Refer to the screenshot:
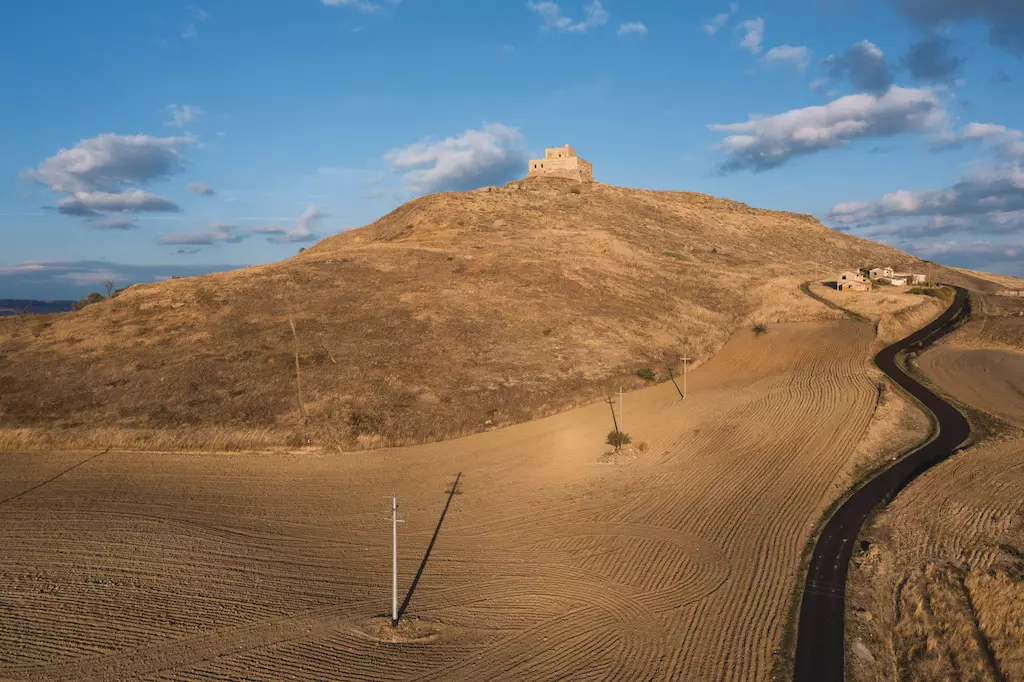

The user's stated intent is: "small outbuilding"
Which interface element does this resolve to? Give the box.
[838,279,872,292]
[869,267,893,280]
[837,271,872,292]
[894,272,927,285]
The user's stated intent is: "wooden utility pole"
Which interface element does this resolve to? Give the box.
[606,396,620,435]
[386,492,406,625]
[618,387,624,434]
[682,356,691,399]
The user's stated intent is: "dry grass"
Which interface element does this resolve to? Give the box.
[847,313,1024,682]
[2,178,972,452]
[809,283,949,344]
[0,319,893,680]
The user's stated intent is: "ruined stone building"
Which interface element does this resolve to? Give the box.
[527,145,594,182]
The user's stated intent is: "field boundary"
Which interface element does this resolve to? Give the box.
[798,281,868,322]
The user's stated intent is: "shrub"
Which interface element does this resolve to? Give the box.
[72,292,106,311]
[752,323,769,336]
[662,251,684,259]
[606,430,633,450]
[635,366,656,382]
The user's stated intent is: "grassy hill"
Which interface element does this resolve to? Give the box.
[0,177,1002,451]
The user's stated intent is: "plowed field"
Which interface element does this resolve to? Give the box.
[848,336,1024,681]
[1,321,881,681]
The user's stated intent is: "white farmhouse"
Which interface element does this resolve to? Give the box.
[869,267,894,280]
[894,272,927,285]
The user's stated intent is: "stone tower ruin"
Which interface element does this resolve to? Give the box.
[527,144,594,182]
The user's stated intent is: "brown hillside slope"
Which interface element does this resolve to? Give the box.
[0,178,998,451]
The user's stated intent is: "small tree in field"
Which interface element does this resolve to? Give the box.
[606,430,633,450]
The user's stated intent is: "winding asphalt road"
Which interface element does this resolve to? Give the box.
[793,285,972,681]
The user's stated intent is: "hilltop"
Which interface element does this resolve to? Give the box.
[0,178,1001,451]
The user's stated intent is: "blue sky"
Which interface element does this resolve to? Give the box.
[1,0,1022,298]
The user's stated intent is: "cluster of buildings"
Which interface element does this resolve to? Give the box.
[836,266,927,293]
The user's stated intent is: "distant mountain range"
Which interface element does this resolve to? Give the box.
[0,299,75,316]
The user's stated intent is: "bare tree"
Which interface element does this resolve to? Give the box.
[104,280,114,298]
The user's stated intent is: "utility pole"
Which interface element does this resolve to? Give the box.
[618,387,624,434]
[385,492,406,625]
[682,356,691,399]
[605,396,620,435]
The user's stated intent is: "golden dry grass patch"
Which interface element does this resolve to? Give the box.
[4,179,974,453]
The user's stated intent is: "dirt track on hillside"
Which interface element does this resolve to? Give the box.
[0,320,892,681]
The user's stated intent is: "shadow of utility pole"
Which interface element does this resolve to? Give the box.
[397,472,462,622]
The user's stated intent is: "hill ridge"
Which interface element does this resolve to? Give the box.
[0,178,1006,452]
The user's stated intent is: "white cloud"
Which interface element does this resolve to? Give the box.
[385,123,528,194]
[527,0,609,33]
[0,262,51,276]
[187,182,216,196]
[253,205,324,243]
[936,122,1024,158]
[764,45,810,71]
[323,0,384,11]
[182,5,208,38]
[740,17,764,54]
[822,41,893,93]
[702,3,737,36]
[56,190,180,217]
[618,22,648,37]
[166,104,203,127]
[159,222,243,245]
[25,133,193,219]
[830,162,1024,226]
[25,134,193,194]
[709,86,946,172]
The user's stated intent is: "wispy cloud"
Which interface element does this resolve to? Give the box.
[166,104,204,127]
[527,0,609,33]
[702,3,737,36]
[87,218,138,230]
[182,6,208,39]
[187,182,216,196]
[740,17,764,54]
[618,22,648,37]
[253,206,325,243]
[159,221,244,246]
[764,45,810,72]
[322,0,402,13]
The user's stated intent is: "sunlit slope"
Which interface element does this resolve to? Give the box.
[0,177,993,450]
